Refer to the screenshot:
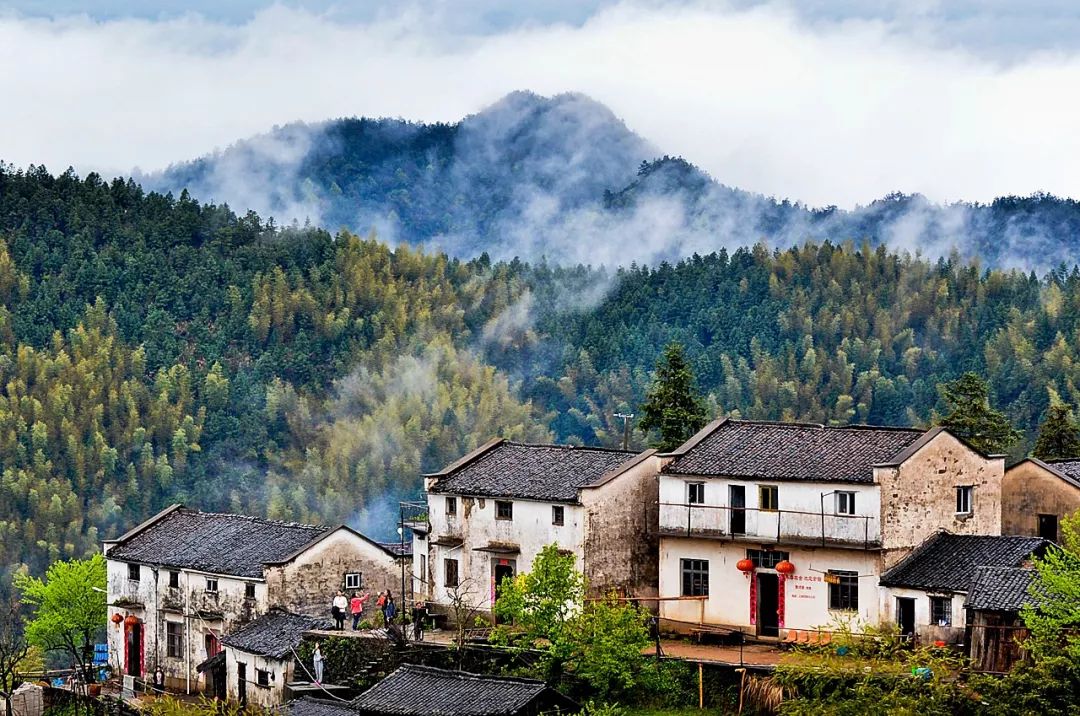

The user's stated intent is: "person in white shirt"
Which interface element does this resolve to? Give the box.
[331,591,348,630]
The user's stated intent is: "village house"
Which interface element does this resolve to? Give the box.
[103,504,406,695]
[966,565,1042,673]
[288,664,579,716]
[878,532,1050,644]
[657,419,1004,639]
[411,439,663,616]
[1001,457,1080,542]
[220,609,329,709]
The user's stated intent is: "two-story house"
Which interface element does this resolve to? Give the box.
[412,439,664,616]
[103,504,406,694]
[657,419,1003,638]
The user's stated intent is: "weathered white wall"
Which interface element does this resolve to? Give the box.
[658,538,880,634]
[658,475,880,546]
[225,649,290,709]
[425,493,585,611]
[879,587,967,644]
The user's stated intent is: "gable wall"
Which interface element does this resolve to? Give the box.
[1001,461,1080,540]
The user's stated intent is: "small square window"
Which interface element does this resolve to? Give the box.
[956,486,973,515]
[256,669,271,687]
[687,482,705,504]
[495,500,513,520]
[759,485,779,512]
[747,549,789,568]
[245,582,256,599]
[836,492,856,515]
[205,578,218,593]
[446,496,457,516]
[680,559,709,597]
[552,505,565,526]
[127,563,140,581]
[166,622,183,658]
[168,571,179,589]
[444,558,459,588]
[930,596,952,627]
[827,570,859,611]
[344,572,362,590]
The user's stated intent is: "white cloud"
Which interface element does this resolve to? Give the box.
[1,1,1079,207]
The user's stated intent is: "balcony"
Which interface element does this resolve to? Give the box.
[657,502,879,549]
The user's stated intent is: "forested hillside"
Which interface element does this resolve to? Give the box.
[4,163,1080,598]
[147,92,1080,269]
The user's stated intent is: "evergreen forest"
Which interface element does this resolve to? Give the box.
[4,163,1080,596]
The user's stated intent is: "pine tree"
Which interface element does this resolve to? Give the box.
[936,372,1021,454]
[1033,399,1080,461]
[639,342,708,452]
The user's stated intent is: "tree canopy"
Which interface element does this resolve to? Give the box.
[1033,397,1080,461]
[638,342,708,452]
[936,372,1021,454]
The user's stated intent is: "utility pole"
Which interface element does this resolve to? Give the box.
[614,412,635,451]
[398,503,406,637]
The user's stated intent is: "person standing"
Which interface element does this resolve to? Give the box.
[412,600,428,641]
[332,590,348,631]
[312,643,324,685]
[350,591,370,630]
[383,593,397,626]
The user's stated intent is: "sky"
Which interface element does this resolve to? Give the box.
[2,1,1080,208]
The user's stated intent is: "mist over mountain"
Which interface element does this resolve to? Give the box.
[144,91,1080,270]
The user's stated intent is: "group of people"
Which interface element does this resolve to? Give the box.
[328,589,429,640]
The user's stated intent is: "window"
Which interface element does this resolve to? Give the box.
[127,563,140,581]
[205,578,218,593]
[256,669,271,687]
[168,571,179,589]
[446,496,457,516]
[759,485,779,512]
[204,634,220,658]
[245,582,256,599]
[444,558,459,588]
[552,505,565,526]
[495,500,513,520]
[344,573,362,590]
[166,622,183,659]
[687,482,705,504]
[747,549,789,568]
[680,559,709,596]
[827,570,859,611]
[930,596,952,627]
[956,486,973,515]
[836,491,856,515]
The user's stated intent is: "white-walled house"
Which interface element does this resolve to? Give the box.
[657,419,1004,639]
[103,504,405,696]
[412,440,664,616]
[221,610,328,709]
[879,532,1050,644]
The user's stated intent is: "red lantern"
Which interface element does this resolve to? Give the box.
[775,560,795,575]
[110,613,123,625]
[124,615,139,627]
[736,558,755,573]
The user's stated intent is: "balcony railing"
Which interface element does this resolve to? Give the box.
[657,501,879,549]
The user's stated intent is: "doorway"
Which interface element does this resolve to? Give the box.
[729,486,746,534]
[1038,514,1059,542]
[493,559,516,623]
[757,573,779,637]
[237,663,247,706]
[896,597,916,638]
[125,622,142,677]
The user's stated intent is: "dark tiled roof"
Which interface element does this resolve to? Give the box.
[1043,458,1080,488]
[378,542,412,558]
[966,566,1043,612]
[221,609,330,660]
[881,532,1051,592]
[107,507,329,578]
[430,442,638,502]
[350,664,577,715]
[665,419,925,483]
[288,697,359,716]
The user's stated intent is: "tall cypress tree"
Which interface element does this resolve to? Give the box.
[639,342,708,452]
[1033,400,1080,461]
[936,372,1021,454]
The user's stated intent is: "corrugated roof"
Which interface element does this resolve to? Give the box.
[665,419,925,483]
[966,566,1043,612]
[349,664,575,716]
[221,609,330,660]
[429,442,638,502]
[106,507,329,578]
[881,532,1051,592]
